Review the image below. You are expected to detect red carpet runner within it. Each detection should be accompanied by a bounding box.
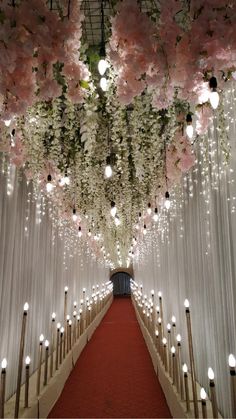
[49,298,171,418]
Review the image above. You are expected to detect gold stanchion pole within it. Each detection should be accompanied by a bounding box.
[14,302,29,418]
[64,287,68,358]
[44,340,49,386]
[50,313,56,378]
[184,299,199,418]
[162,338,168,371]
[200,388,208,418]
[208,368,218,418]
[55,323,61,370]
[183,364,190,412]
[36,334,44,396]
[24,357,30,408]
[0,359,7,419]
[229,354,236,418]
[176,334,184,399]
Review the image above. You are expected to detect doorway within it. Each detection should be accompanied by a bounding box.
[111,272,131,297]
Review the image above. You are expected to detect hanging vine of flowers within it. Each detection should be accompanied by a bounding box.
[0,0,234,267]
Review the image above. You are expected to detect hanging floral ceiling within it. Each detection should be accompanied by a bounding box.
[0,0,235,268]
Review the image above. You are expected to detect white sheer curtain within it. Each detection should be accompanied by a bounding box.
[0,163,109,400]
[134,83,236,418]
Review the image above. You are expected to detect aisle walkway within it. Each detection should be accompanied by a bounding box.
[49,298,171,418]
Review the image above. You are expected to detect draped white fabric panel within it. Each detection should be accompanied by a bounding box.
[0,164,109,399]
[134,85,236,418]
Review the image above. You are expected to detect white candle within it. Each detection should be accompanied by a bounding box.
[24,356,30,408]
[208,367,218,418]
[0,358,7,418]
[200,387,207,418]
[183,363,190,412]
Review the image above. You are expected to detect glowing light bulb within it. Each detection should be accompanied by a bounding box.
[105,164,112,178]
[158,317,162,324]
[66,315,70,321]
[77,315,80,320]
[162,337,167,345]
[151,290,154,296]
[4,119,11,127]
[25,356,31,365]
[171,346,176,354]
[88,230,92,237]
[153,207,158,222]
[147,203,152,215]
[73,310,77,317]
[46,174,53,193]
[184,299,190,308]
[209,91,219,110]
[24,302,29,312]
[209,77,220,109]
[114,215,121,226]
[52,312,56,320]
[208,367,214,380]
[60,327,64,334]
[64,286,68,293]
[72,208,78,222]
[73,301,77,308]
[171,315,176,324]
[83,288,86,293]
[183,363,188,373]
[229,354,236,368]
[200,388,207,400]
[186,124,194,139]
[186,113,194,139]
[176,334,181,342]
[78,226,82,237]
[57,322,61,329]
[39,334,44,342]
[98,59,108,76]
[100,77,108,91]
[167,323,171,331]
[69,320,72,326]
[158,291,162,298]
[155,330,159,337]
[110,202,117,217]
[165,191,171,210]
[1,359,7,369]
[143,224,147,235]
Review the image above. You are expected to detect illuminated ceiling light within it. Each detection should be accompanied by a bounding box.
[78,226,82,238]
[100,77,108,91]
[98,59,108,76]
[72,208,78,222]
[110,201,117,217]
[114,215,121,226]
[209,77,219,109]
[153,207,158,222]
[46,174,53,193]
[186,113,194,139]
[164,191,171,210]
[105,156,112,178]
[147,203,152,215]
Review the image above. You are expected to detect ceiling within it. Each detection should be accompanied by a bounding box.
[81,0,159,47]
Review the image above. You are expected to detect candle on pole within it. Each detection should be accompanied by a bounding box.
[24,356,30,409]
[200,387,208,418]
[64,287,68,357]
[73,310,77,344]
[66,315,70,353]
[162,337,168,371]
[171,346,176,385]
[50,313,56,378]
[59,327,64,364]
[55,323,61,370]
[69,320,72,350]
[171,315,176,340]
[0,359,7,419]
[155,330,159,353]
[229,354,236,418]
[208,367,218,418]
[183,363,190,412]
[176,334,184,399]
[158,292,164,337]
[184,299,199,418]
[44,340,49,386]
[167,323,171,374]
[14,302,29,418]
[77,315,80,339]
[36,334,44,396]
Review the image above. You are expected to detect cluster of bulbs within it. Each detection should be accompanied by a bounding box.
[46,173,70,193]
[98,58,109,92]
